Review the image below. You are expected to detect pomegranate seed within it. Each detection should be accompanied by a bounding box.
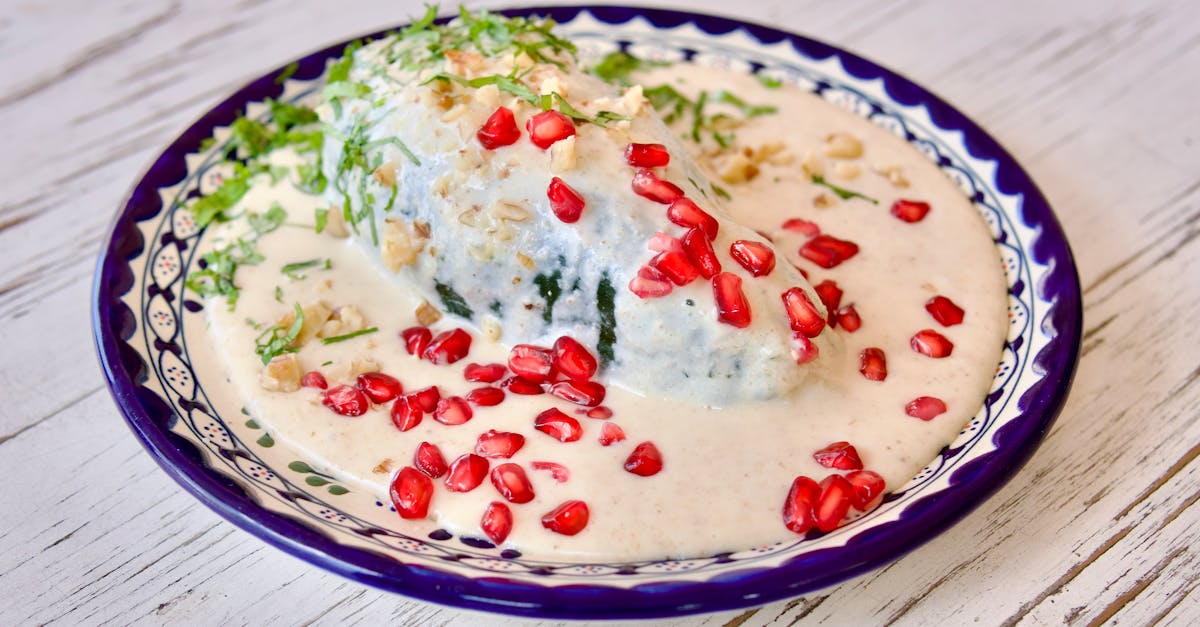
[782,287,826,338]
[390,467,433,519]
[553,336,598,382]
[409,386,441,412]
[541,500,589,536]
[501,376,546,395]
[890,199,931,223]
[629,265,674,298]
[481,501,513,545]
[650,250,700,286]
[905,396,948,420]
[531,461,570,482]
[925,295,965,326]
[444,453,489,492]
[782,475,820,534]
[433,396,473,425]
[401,326,432,356]
[624,142,670,167]
[464,362,507,383]
[846,470,886,510]
[859,347,887,381]
[911,329,954,358]
[815,474,854,532]
[631,168,684,204]
[598,422,626,446]
[390,395,423,431]
[422,328,472,365]
[791,333,820,364]
[476,106,520,149]
[526,109,576,149]
[782,218,820,237]
[729,240,776,277]
[585,406,612,420]
[835,305,862,332]
[548,380,606,406]
[534,408,583,441]
[508,344,555,383]
[414,441,448,478]
[681,227,722,279]
[466,386,505,406]
[490,462,535,504]
[475,430,526,459]
[813,280,843,315]
[301,371,327,389]
[322,385,369,417]
[813,441,864,471]
[547,177,586,223]
[799,234,860,269]
[712,272,752,328]
[356,372,403,404]
[666,197,719,239]
[648,231,684,254]
[624,441,664,477]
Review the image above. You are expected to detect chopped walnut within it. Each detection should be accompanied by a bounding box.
[622,85,646,116]
[260,354,302,392]
[325,206,349,238]
[440,103,469,123]
[873,163,910,188]
[372,458,396,475]
[482,317,502,342]
[717,153,760,184]
[814,193,834,208]
[445,49,484,75]
[319,305,366,339]
[550,135,577,173]
[415,300,442,326]
[515,251,535,270]
[834,162,861,179]
[800,151,825,178]
[381,219,423,271]
[490,201,530,222]
[276,301,331,348]
[474,83,500,108]
[822,132,863,159]
[372,161,396,188]
[348,357,380,378]
[539,76,565,98]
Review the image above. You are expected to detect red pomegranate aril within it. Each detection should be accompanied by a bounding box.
[859,347,887,381]
[433,396,473,425]
[541,500,589,536]
[782,218,820,237]
[925,295,965,326]
[475,430,526,459]
[890,199,931,223]
[501,375,546,395]
[905,396,948,420]
[390,395,423,432]
[526,109,575,149]
[624,142,670,167]
[729,240,776,277]
[301,371,328,389]
[390,467,433,519]
[585,406,613,420]
[648,231,684,254]
[791,333,820,365]
[782,475,820,534]
[598,421,626,446]
[681,227,722,279]
[548,380,606,407]
[629,265,674,298]
[911,329,954,358]
[667,197,719,239]
[813,280,843,314]
[650,250,700,286]
[413,441,448,478]
[623,441,664,477]
[356,372,403,404]
[422,328,472,365]
[466,386,505,406]
[490,462,536,504]
[713,272,752,328]
[631,168,684,204]
[547,177,586,223]
[401,326,432,357]
[799,234,860,269]
[481,501,513,545]
[835,305,862,332]
[782,287,826,338]
[508,344,555,383]
[463,362,506,383]
[476,106,520,149]
[444,453,489,492]
[846,470,886,510]
[534,408,583,442]
[531,461,570,483]
[409,386,441,412]
[323,385,369,417]
[813,441,864,471]
[553,336,598,382]
[815,474,854,532]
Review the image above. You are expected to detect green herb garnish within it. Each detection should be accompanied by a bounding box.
[254,303,304,364]
[314,207,329,234]
[811,175,879,204]
[321,327,379,345]
[596,274,617,367]
[435,280,474,319]
[281,258,324,280]
[588,50,666,85]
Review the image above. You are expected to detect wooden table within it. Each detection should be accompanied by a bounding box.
[3,0,1198,624]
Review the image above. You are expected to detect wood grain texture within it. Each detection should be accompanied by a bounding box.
[2,0,1198,624]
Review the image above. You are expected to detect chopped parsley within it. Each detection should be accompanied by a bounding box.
[642,84,778,147]
[184,204,287,308]
[280,258,325,280]
[811,175,879,204]
[321,327,379,345]
[435,280,474,319]
[254,304,304,364]
[314,207,329,233]
[588,49,667,85]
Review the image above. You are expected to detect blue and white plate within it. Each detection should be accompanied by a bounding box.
[93,6,1081,619]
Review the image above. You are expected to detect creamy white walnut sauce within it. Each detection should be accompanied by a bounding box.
[191,10,1006,562]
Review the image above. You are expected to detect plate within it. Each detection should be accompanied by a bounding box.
[92,5,1081,619]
